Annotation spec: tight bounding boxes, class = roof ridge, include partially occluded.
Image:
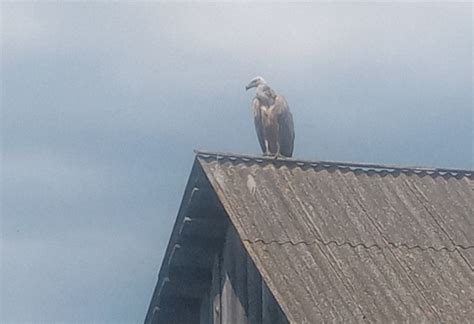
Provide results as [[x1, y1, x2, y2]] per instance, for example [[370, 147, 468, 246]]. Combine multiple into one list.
[[244, 238, 474, 252], [194, 149, 473, 177]]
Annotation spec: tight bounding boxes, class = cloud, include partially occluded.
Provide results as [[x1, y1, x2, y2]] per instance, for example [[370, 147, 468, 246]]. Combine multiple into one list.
[[2, 2, 58, 52], [2, 228, 159, 323], [6, 2, 470, 95]]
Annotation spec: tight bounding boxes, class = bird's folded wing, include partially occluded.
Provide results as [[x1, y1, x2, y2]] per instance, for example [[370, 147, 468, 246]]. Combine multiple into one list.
[[275, 96, 295, 157], [252, 98, 266, 153]]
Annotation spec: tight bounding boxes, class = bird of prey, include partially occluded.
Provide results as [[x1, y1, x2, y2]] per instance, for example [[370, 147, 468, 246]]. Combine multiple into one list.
[[245, 76, 295, 158]]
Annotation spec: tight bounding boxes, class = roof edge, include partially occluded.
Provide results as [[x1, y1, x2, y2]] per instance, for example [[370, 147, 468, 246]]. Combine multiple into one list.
[[144, 158, 206, 323], [194, 149, 473, 177]]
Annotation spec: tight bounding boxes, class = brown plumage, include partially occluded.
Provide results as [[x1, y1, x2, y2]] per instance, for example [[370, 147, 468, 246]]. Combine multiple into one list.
[[246, 77, 295, 157]]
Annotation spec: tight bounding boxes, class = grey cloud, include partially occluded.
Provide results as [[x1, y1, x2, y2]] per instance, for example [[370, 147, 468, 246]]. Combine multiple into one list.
[[2, 229, 159, 323]]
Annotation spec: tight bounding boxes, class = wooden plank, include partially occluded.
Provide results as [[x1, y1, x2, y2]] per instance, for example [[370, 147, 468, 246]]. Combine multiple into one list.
[[262, 284, 275, 324], [221, 230, 233, 323], [163, 275, 210, 299], [168, 243, 215, 270], [179, 216, 227, 240], [199, 291, 210, 324], [174, 298, 200, 324], [247, 256, 262, 324], [221, 227, 248, 324], [231, 228, 249, 324], [262, 283, 289, 324], [221, 272, 233, 323], [149, 306, 159, 324], [210, 254, 221, 324], [156, 297, 200, 324]]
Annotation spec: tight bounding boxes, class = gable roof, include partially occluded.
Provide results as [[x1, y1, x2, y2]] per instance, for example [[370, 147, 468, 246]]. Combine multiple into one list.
[[196, 151, 473, 323]]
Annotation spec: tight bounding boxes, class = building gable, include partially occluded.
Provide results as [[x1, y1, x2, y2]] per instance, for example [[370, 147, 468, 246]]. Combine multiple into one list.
[[146, 151, 473, 323]]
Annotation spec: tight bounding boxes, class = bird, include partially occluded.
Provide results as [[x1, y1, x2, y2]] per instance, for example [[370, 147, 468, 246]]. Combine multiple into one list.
[[245, 76, 295, 158]]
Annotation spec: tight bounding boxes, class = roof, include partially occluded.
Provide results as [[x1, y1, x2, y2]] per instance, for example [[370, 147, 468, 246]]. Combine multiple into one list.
[[196, 151, 474, 323]]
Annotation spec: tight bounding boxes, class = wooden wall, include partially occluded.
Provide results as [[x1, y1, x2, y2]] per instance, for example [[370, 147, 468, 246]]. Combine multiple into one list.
[[201, 226, 288, 324]]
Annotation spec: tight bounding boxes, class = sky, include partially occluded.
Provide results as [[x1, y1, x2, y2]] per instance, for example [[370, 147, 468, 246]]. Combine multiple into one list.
[[1, 2, 472, 323]]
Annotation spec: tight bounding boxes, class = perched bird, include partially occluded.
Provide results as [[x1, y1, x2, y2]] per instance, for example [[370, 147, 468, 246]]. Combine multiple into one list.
[[245, 76, 295, 158]]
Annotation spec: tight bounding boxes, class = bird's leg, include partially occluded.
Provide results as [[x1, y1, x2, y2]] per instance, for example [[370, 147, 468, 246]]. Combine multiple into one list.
[[264, 140, 271, 156], [274, 142, 281, 160]]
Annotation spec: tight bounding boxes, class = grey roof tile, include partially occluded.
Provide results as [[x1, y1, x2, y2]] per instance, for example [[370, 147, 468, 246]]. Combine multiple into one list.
[[197, 151, 474, 323]]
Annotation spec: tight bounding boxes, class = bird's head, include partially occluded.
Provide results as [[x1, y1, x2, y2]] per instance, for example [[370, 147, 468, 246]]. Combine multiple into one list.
[[245, 76, 267, 91]]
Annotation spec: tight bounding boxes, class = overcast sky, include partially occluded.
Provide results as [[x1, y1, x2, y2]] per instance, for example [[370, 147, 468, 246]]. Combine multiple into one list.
[[1, 2, 472, 323]]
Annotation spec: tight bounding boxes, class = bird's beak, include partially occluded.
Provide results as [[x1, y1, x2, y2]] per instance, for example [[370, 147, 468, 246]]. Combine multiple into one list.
[[245, 85, 251, 91], [245, 82, 254, 91]]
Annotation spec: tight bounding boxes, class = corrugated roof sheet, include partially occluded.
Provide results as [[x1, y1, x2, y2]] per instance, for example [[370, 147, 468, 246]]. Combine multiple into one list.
[[197, 151, 474, 323]]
